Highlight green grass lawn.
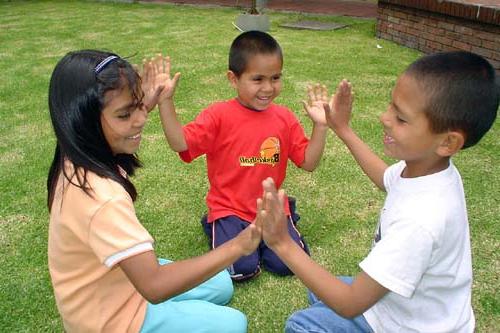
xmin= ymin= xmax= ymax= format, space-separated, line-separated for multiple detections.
xmin=0 ymin=1 xmax=498 ymax=331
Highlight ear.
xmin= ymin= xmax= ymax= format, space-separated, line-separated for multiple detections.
xmin=436 ymin=131 xmax=465 ymax=157
xmin=227 ymin=70 xmax=238 ymax=88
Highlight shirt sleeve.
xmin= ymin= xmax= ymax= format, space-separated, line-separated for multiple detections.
xmin=179 ymin=107 xmax=218 ymax=163
xmin=88 ymin=196 xmax=154 ymax=268
xmin=359 ymin=218 xmax=434 ymax=298
xmin=383 ymin=161 xmax=406 ymax=191
xmin=286 ymin=112 xmax=309 ymax=167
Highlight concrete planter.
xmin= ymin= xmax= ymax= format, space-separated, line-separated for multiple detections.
xmin=235 ymin=13 xmax=270 ymax=32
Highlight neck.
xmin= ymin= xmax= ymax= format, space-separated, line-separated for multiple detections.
xmin=402 ymin=157 xmax=450 ymax=178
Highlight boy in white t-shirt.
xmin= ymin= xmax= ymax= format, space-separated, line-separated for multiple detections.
xmin=256 ymin=51 xmax=498 ymax=332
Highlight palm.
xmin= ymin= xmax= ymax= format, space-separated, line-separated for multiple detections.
xmin=303 ymin=84 xmax=328 ymax=125
xmin=140 ymin=54 xmax=180 ymax=111
xmin=326 ymin=80 xmax=353 ymax=132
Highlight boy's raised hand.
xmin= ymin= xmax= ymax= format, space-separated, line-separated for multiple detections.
xmin=302 ymin=84 xmax=329 ymax=126
xmin=324 ymin=79 xmax=354 ymax=136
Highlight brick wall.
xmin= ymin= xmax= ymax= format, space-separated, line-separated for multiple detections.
xmin=376 ymin=0 xmax=500 ymax=73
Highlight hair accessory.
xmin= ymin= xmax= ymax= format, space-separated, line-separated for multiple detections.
xmin=94 ymin=55 xmax=119 ymax=74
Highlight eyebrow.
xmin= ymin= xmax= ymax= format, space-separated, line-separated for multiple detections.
xmin=113 ymin=102 xmax=135 ymax=114
xmin=391 ymin=100 xmax=408 ymax=118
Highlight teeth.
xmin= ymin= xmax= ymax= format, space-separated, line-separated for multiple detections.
xmin=128 ymin=133 xmax=141 ymax=139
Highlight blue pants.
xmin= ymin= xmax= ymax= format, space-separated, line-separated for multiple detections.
xmin=140 ymin=259 xmax=247 ymax=333
xmin=201 ymin=198 xmax=309 ymax=281
xmin=285 ymin=276 xmax=373 ymax=333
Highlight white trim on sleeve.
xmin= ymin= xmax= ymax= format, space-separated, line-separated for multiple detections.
xmin=104 ymin=242 xmax=153 ymax=268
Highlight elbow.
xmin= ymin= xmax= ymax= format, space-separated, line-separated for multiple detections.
xmin=137 ymin=282 xmax=170 ymax=305
xmin=301 ymin=164 xmax=316 ymax=172
xmin=139 ymin=287 xmax=164 ymax=304
xmin=337 ymin=308 xmax=362 ymax=319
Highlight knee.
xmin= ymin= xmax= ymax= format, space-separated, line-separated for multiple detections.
xmin=225 ymin=310 xmax=247 ymax=333
xmin=211 ymin=270 xmax=234 ymax=305
xmin=230 ymin=255 xmax=260 ymax=281
xmin=285 ymin=311 xmax=308 ymax=333
xmin=263 ymin=258 xmax=292 ymax=276
xmin=211 ymin=308 xmax=247 ymax=333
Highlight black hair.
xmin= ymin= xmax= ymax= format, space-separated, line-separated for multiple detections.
xmin=229 ymin=30 xmax=283 ymax=77
xmin=405 ymin=51 xmax=498 ymax=149
xmin=47 ymin=50 xmax=143 ymax=211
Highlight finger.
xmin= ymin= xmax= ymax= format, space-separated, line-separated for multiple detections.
xmin=307 ymin=85 xmax=314 ymax=104
xmin=165 ymin=56 xmax=171 ymax=77
xmin=301 ymin=100 xmax=310 ymax=114
xmin=321 ymin=84 xmax=328 ymax=102
xmin=277 ymin=189 xmax=286 ymax=208
xmin=313 ymin=83 xmax=322 ymax=101
xmin=171 ymin=72 xmax=181 ymax=89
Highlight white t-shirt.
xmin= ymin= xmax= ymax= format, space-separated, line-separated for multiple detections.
xmin=360 ymin=160 xmax=474 ymax=333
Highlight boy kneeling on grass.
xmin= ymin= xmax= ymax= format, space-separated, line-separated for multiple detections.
xmin=257 ymin=51 xmax=498 ymax=333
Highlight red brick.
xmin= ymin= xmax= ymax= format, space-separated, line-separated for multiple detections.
xmin=437 ymin=20 xmax=455 ymax=31
xmin=388 ymin=16 xmax=400 ymax=24
xmin=407 ymin=27 xmax=421 ymax=36
xmin=454 ymin=25 xmax=474 ymax=35
xmin=490 ymin=51 xmax=500 ymax=62
xmin=427 ymin=40 xmax=444 ymax=51
xmin=436 ymin=36 xmax=453 ymax=47
xmin=393 ymin=10 xmax=408 ymax=20
xmin=476 ymin=30 xmax=500 ymax=43
xmin=482 ymin=40 xmax=499 ymax=51
xmin=452 ymin=40 xmax=472 ymax=51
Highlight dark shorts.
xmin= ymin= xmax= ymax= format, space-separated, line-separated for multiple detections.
xmin=201 ymin=197 xmax=309 ymax=281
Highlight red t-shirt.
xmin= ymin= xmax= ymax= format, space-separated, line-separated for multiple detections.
xmin=180 ymin=99 xmax=309 ymax=223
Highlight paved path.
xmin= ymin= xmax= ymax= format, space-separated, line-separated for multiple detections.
xmin=142 ymin=0 xmax=378 ymax=18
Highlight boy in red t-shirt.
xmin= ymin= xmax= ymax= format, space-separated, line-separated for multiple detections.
xmin=157 ymin=31 xmax=329 ymax=281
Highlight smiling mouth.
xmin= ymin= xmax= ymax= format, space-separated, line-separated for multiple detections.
xmin=383 ymin=133 xmax=395 ymax=144
xmin=127 ymin=133 xmax=141 ymax=140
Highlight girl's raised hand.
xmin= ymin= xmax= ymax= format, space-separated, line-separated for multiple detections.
xmin=141 ymin=54 xmax=181 ymax=111
xmin=234 ymin=206 xmax=262 ymax=256
xmin=258 ymin=177 xmax=292 ymax=251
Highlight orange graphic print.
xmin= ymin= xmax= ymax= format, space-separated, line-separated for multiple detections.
xmin=260 ymin=137 xmax=280 ymax=159
xmin=239 ymin=137 xmax=281 ymax=167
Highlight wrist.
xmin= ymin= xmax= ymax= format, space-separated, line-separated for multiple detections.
xmin=158 ymin=98 xmax=174 ymax=111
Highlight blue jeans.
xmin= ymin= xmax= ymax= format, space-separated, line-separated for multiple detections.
xmin=140 ymin=259 xmax=247 ymax=333
xmin=285 ymin=276 xmax=373 ymax=333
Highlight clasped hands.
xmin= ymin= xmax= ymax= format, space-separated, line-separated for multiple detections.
xmin=236 ymin=177 xmax=295 ymax=256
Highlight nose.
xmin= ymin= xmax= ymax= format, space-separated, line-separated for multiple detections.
xmin=133 ymin=107 xmax=148 ymax=128
xmin=379 ymin=108 xmax=390 ymax=127
xmin=262 ymin=79 xmax=273 ymax=92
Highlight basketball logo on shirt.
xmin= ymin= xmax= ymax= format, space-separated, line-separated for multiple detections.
xmin=239 ymin=137 xmax=280 ymax=167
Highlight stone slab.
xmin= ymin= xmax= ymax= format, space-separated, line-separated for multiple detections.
xmin=279 ymin=20 xmax=348 ymax=31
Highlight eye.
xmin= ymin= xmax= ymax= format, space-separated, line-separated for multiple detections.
xmin=117 ymin=112 xmax=131 ymax=119
xmin=272 ymin=75 xmax=281 ymax=81
xmin=396 ymin=116 xmax=406 ymax=123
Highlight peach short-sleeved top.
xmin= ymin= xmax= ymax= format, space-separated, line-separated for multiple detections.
xmin=48 ymin=164 xmax=154 ymax=333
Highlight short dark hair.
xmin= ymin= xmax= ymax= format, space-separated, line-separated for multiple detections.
xmin=47 ymin=50 xmax=143 ymax=210
xmin=405 ymin=51 xmax=498 ymax=149
xmin=229 ymin=30 xmax=283 ymax=76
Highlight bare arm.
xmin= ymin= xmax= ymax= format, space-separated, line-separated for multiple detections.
xmin=120 ymin=215 xmax=262 ymax=304
xmin=259 ymin=178 xmax=388 ymax=317
xmin=301 ymin=84 xmax=329 ymax=171
xmin=326 ymin=80 xmax=387 ymax=190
